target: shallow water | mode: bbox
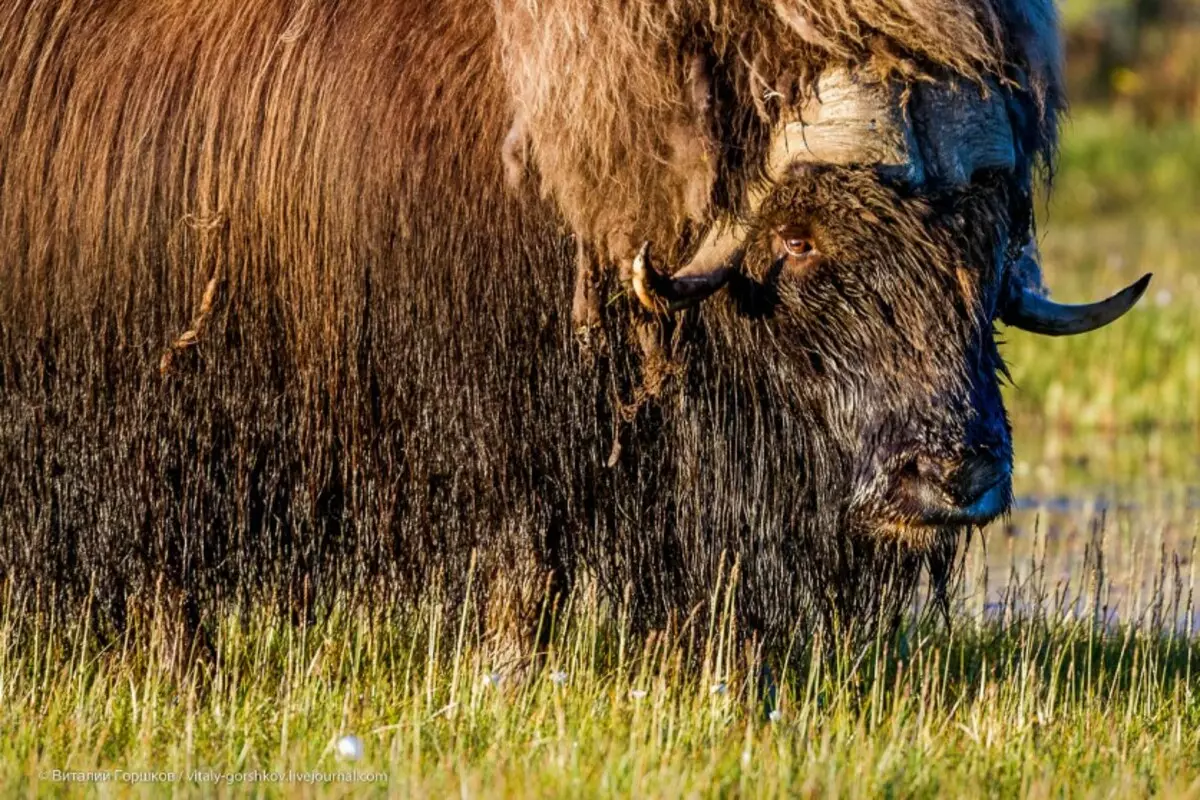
[959,424,1200,631]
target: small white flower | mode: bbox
[710,682,727,695]
[336,734,364,762]
[629,689,648,700]
[483,671,504,688]
[1156,289,1173,308]
[549,670,568,686]
[768,709,782,723]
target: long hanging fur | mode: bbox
[0,0,1059,644]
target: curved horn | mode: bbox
[631,229,739,313]
[1002,272,1153,336]
[999,246,1152,336]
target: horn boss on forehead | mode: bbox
[766,70,1015,190]
[642,70,1017,311]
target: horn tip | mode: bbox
[1131,272,1153,298]
[631,241,659,313]
[1003,271,1155,337]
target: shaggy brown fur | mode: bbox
[1,0,513,369]
[0,0,1061,644]
[2,0,540,630]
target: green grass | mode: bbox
[1059,0,1128,27]
[1050,111,1200,223]
[5,544,1200,798]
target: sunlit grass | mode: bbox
[5,531,1200,798]
[1050,112,1200,224]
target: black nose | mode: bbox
[894,449,1011,526]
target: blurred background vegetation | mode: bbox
[1061,0,1200,123]
[1005,0,1200,433]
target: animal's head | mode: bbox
[627,75,1149,543]
[496,1,1149,544]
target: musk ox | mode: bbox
[0,0,1147,641]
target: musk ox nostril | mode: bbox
[947,450,1010,508]
[894,450,1011,527]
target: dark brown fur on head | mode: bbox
[696,165,1014,541]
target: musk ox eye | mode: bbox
[775,225,819,264]
[785,237,814,257]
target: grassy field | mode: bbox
[7,112,1200,797]
[6,547,1200,798]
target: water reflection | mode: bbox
[954,424,1200,632]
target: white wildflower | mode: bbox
[336,734,364,762]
